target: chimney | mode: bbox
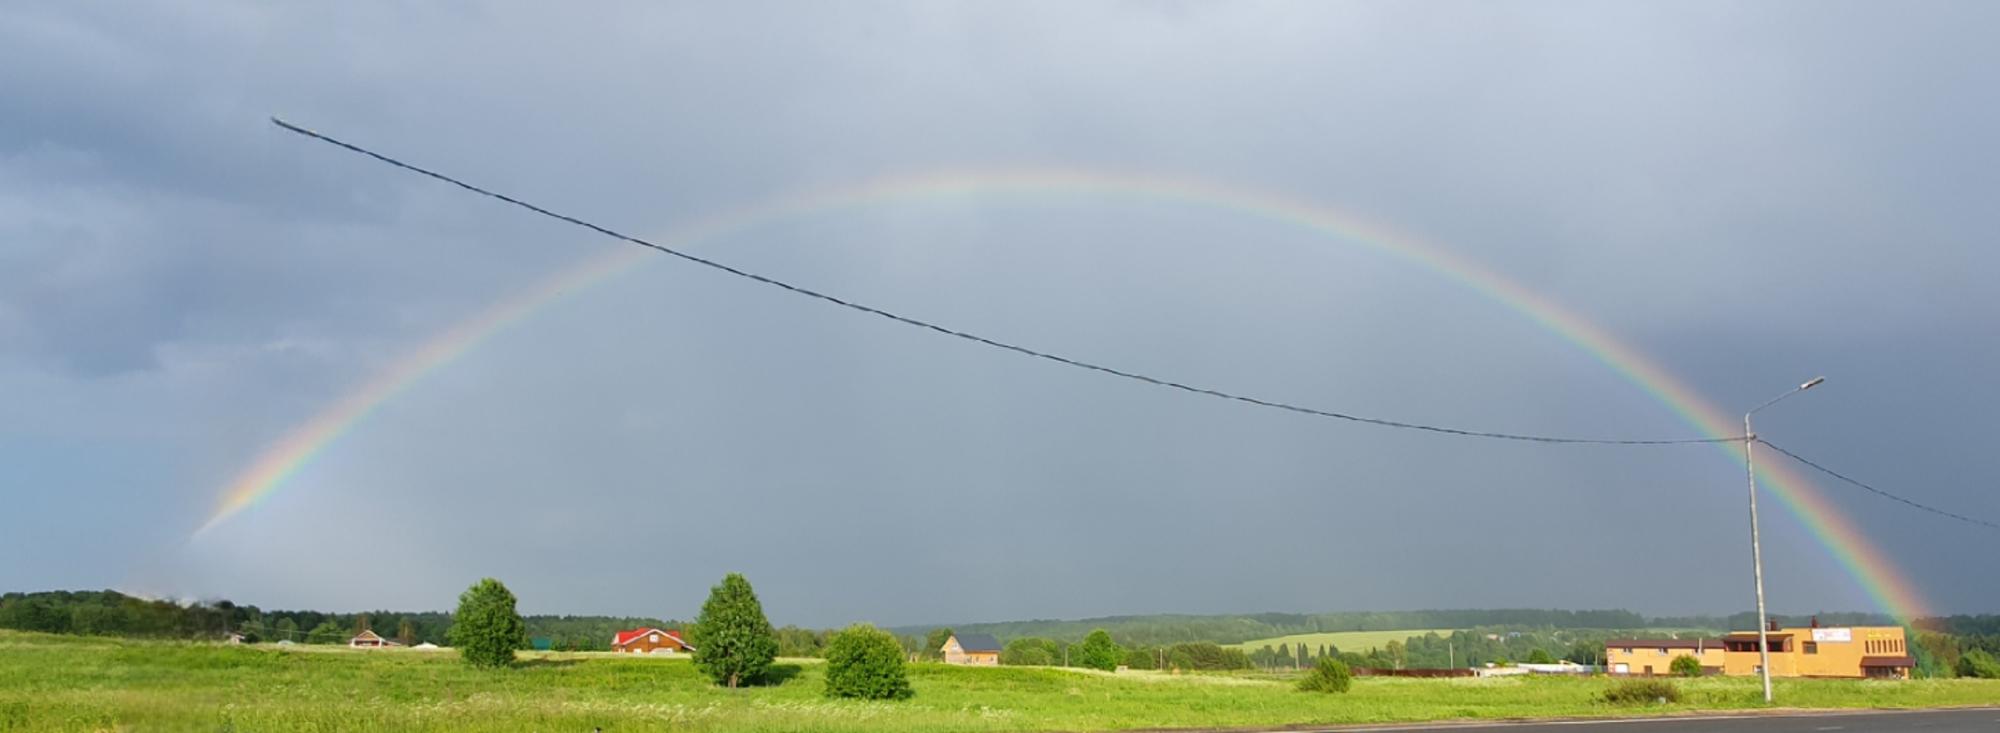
[1768,617,1780,632]
[1811,616,1820,629]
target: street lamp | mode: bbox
[1743,376,1824,704]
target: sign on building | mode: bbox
[1811,628,1853,643]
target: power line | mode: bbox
[1756,438,2000,532]
[270,116,1744,447]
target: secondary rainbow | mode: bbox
[193,167,1931,620]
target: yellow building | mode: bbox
[1604,638,1725,676]
[1608,624,1912,679]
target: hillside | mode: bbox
[7,630,1998,732]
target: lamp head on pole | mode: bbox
[1801,377,1826,391]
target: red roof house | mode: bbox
[611,627,691,654]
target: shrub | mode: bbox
[690,573,779,688]
[1670,654,1703,677]
[1602,678,1681,705]
[1167,649,1196,672]
[1297,656,1352,693]
[1076,629,1123,672]
[1526,648,1555,664]
[1958,649,2000,679]
[823,624,912,700]
[448,578,526,668]
[1001,637,1059,666]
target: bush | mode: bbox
[1526,648,1555,664]
[1167,649,1196,672]
[1001,637,1060,666]
[1297,657,1352,693]
[1075,629,1123,672]
[448,578,527,668]
[1958,649,2000,679]
[1603,678,1681,705]
[1670,654,1703,677]
[690,573,779,688]
[823,624,912,700]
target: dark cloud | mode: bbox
[3,1,1996,624]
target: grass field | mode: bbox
[1225,629,1454,653]
[5,631,1998,732]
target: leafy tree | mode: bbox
[1297,656,1352,693]
[449,578,527,668]
[823,624,913,700]
[1670,654,1703,677]
[922,627,954,661]
[1167,649,1196,671]
[307,620,344,645]
[396,618,416,647]
[1124,647,1159,670]
[776,625,829,658]
[1958,648,2000,679]
[1001,637,1059,666]
[274,617,299,642]
[690,573,778,688]
[1076,629,1124,671]
[1526,648,1555,664]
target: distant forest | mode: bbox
[0,590,680,651]
[8,589,2000,671]
[890,609,1927,646]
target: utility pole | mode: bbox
[1449,641,1454,669]
[1743,376,1824,704]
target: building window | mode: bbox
[1658,648,1668,655]
[1803,642,1818,655]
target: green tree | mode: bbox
[307,620,344,645]
[1668,654,1702,677]
[1167,648,1196,671]
[823,624,913,700]
[274,616,299,642]
[1297,656,1352,693]
[449,578,527,668]
[1001,637,1059,666]
[1527,648,1555,664]
[923,627,954,661]
[1958,648,2000,679]
[690,573,778,688]
[1076,629,1123,672]
[396,617,416,647]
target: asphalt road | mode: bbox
[1311,709,2000,732]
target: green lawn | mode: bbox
[3,631,1997,732]
[1226,629,1454,653]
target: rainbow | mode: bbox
[193,167,1930,620]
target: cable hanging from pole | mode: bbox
[1755,438,2000,532]
[270,116,1746,447]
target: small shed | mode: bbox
[348,629,402,649]
[941,633,1001,666]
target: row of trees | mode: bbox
[0,590,673,651]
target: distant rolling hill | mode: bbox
[1227,629,1453,653]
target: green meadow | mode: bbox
[5,631,1999,732]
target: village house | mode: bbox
[1607,619,1912,679]
[940,633,1001,665]
[348,629,402,649]
[611,627,692,654]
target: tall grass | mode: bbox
[2,631,1995,732]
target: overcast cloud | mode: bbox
[3,2,1996,627]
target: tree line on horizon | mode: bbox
[7,588,2000,678]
